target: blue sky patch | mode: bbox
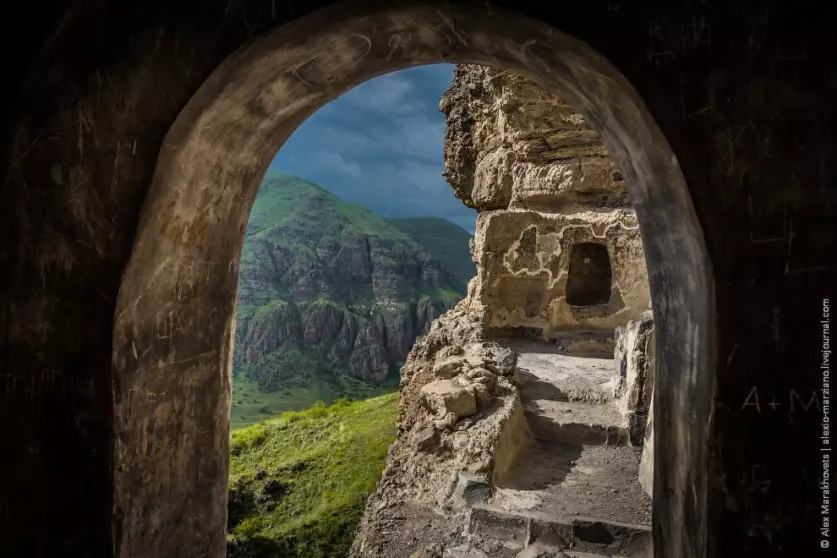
[268,63,477,232]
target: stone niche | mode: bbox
[442,64,651,341]
[566,242,612,306]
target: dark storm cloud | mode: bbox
[268,63,477,233]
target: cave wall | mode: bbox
[473,209,649,335]
[614,310,656,450]
[442,65,652,337]
[0,1,833,558]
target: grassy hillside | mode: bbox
[231,371,398,430]
[227,393,399,557]
[240,174,421,306]
[385,216,476,292]
[232,173,470,428]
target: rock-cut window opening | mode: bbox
[566,243,612,306]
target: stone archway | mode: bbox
[111,2,714,557]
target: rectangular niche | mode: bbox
[566,242,612,306]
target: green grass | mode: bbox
[231,376,339,431]
[227,393,399,557]
[246,172,415,246]
[231,360,400,431]
[230,171,469,429]
[420,287,465,305]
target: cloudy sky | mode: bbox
[268,63,477,232]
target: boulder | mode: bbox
[421,380,478,418]
[410,421,443,454]
[494,347,518,375]
[436,345,464,359]
[462,343,518,376]
[433,356,471,379]
[447,471,492,509]
[465,367,497,392]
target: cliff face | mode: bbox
[385,217,476,293]
[352,66,655,556]
[234,174,470,387]
[441,66,631,213]
[441,65,650,337]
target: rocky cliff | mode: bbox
[351,66,654,557]
[441,65,651,338]
[234,173,471,392]
[441,66,631,213]
[385,217,476,293]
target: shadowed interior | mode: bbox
[566,243,613,307]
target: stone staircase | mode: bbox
[453,339,653,557]
[511,337,630,447]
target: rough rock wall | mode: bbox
[352,66,657,556]
[351,304,534,557]
[613,309,656,482]
[442,65,651,338]
[639,399,654,499]
[613,310,656,446]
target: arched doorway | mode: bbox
[111,2,715,556]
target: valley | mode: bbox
[231,173,474,429]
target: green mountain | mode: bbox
[385,217,476,292]
[232,173,468,428]
[227,394,398,557]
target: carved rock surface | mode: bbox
[441,65,651,338]
[442,65,631,213]
[613,310,655,447]
[421,380,479,419]
[351,307,534,556]
[353,65,656,557]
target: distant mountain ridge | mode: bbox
[232,173,473,425]
[384,217,475,293]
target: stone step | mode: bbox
[468,506,651,557]
[489,442,652,530]
[522,399,628,446]
[510,340,616,405]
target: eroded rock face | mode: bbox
[421,379,479,419]
[233,175,465,383]
[613,310,655,447]
[352,66,655,556]
[351,306,534,557]
[443,66,630,213]
[441,65,651,338]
